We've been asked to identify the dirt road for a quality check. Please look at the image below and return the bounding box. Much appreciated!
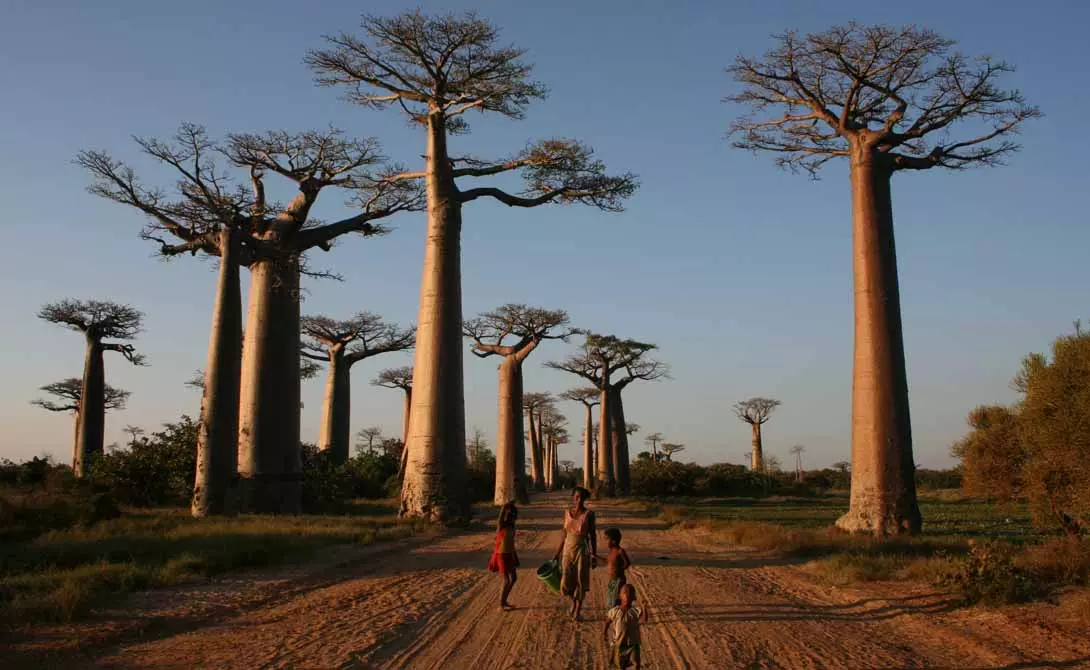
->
[8,496,1090,669]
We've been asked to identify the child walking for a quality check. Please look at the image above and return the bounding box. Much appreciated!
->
[603,584,647,669]
[488,501,520,611]
[603,527,632,607]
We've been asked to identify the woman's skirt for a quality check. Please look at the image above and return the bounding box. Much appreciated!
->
[560,537,591,598]
[488,551,518,576]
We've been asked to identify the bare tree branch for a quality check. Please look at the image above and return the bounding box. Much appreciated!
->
[463,304,572,360]
[301,313,415,365]
[372,366,413,390]
[32,378,130,413]
[733,397,782,425]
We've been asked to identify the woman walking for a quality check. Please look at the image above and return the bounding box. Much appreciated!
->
[553,486,598,621]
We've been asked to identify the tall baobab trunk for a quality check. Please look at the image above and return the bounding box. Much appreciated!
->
[192,226,242,517]
[317,345,352,465]
[582,403,594,490]
[611,389,631,495]
[543,435,553,491]
[527,410,543,489]
[596,387,615,496]
[494,357,527,504]
[836,150,921,535]
[401,115,469,522]
[551,438,559,488]
[73,336,105,477]
[397,387,412,480]
[750,423,763,472]
[238,256,303,514]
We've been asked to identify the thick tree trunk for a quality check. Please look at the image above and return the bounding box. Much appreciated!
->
[74,336,105,477]
[582,403,594,490]
[543,436,553,491]
[750,423,763,472]
[836,151,921,535]
[317,347,352,465]
[238,256,303,514]
[401,115,469,522]
[611,390,631,495]
[527,410,543,489]
[596,387,615,496]
[192,227,243,517]
[397,388,412,480]
[494,356,526,505]
[551,439,559,488]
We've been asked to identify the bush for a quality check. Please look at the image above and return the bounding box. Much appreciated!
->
[88,416,198,507]
[942,540,1047,605]
[0,485,121,541]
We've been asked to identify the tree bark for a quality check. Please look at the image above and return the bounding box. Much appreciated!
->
[192,226,243,517]
[750,423,763,472]
[596,386,615,496]
[317,345,352,465]
[611,389,631,495]
[73,336,105,477]
[400,114,469,522]
[397,388,412,480]
[527,409,543,489]
[238,255,303,514]
[582,403,594,490]
[836,148,921,535]
[494,356,526,504]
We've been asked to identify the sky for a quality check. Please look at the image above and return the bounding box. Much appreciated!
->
[1,0,1087,471]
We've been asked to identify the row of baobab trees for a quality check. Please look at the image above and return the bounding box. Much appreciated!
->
[34,10,1038,534]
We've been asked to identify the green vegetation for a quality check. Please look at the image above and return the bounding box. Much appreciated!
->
[0,502,422,626]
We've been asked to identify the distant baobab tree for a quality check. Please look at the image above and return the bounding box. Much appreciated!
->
[661,443,685,461]
[356,426,384,455]
[644,432,663,462]
[522,392,554,490]
[307,10,638,521]
[38,300,145,477]
[301,313,414,465]
[79,124,420,516]
[790,444,806,482]
[464,304,572,504]
[733,398,781,473]
[33,378,130,463]
[372,366,413,477]
[728,24,1039,534]
[560,387,600,490]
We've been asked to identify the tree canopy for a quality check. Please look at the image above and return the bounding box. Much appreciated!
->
[32,378,130,413]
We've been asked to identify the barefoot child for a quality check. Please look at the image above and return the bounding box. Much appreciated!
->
[488,502,520,610]
[603,584,648,669]
[603,527,632,607]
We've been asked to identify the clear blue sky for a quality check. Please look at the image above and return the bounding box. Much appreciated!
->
[1,0,1086,470]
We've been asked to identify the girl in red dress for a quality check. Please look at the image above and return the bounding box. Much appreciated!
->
[488,501,520,610]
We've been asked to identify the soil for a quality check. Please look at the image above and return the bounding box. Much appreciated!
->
[4,495,1090,669]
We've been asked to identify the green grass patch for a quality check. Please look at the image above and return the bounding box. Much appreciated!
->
[0,500,424,626]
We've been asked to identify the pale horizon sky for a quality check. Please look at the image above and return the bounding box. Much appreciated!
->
[1,0,1087,471]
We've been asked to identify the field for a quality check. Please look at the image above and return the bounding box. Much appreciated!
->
[0,499,425,626]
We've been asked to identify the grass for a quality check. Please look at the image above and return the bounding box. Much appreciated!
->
[651,492,1089,605]
[0,500,425,626]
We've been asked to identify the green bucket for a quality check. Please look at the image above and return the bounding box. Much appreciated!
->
[536,559,561,593]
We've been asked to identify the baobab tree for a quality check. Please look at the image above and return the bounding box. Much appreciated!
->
[38,300,144,477]
[539,407,568,491]
[522,392,554,490]
[790,444,806,482]
[548,333,667,495]
[465,304,572,505]
[733,398,781,473]
[307,10,638,521]
[728,24,1038,534]
[356,427,384,455]
[661,443,685,461]
[33,379,130,462]
[78,124,419,516]
[301,313,414,465]
[561,387,600,490]
[373,366,413,478]
[645,432,663,462]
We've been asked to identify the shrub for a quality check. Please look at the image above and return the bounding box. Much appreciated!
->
[88,416,197,506]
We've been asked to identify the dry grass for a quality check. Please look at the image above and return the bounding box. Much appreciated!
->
[0,501,423,626]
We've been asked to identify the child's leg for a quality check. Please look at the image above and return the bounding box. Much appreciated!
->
[501,572,515,607]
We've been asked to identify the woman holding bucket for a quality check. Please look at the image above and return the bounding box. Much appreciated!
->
[553,486,599,621]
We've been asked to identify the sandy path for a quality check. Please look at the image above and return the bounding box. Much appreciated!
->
[8,495,1090,669]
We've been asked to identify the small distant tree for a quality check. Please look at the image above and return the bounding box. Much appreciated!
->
[38,300,145,477]
[645,432,664,462]
[356,427,384,455]
[733,398,781,472]
[661,443,685,461]
[561,387,600,490]
[465,304,572,504]
[789,444,806,482]
[33,379,131,459]
[308,10,638,521]
[728,24,1038,535]
[467,427,489,467]
[301,313,414,465]
[372,366,413,478]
